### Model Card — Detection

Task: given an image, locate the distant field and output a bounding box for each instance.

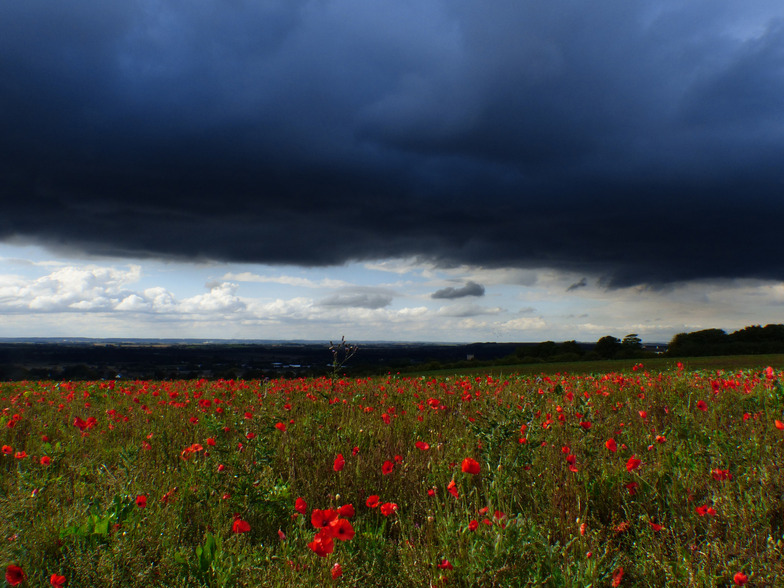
[418,353,784,378]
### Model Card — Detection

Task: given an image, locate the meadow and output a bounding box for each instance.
[1,364,782,586]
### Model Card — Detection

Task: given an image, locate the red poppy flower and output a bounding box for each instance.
[5,565,26,586]
[50,573,67,587]
[648,522,663,531]
[338,503,355,518]
[776,420,784,430]
[382,460,395,475]
[308,530,334,557]
[333,454,345,472]
[711,468,732,481]
[366,495,380,508]
[275,422,286,432]
[1,445,11,455]
[696,400,707,412]
[605,438,617,453]
[695,504,716,517]
[579,421,592,430]
[437,559,453,570]
[135,495,148,508]
[468,520,479,531]
[328,518,355,541]
[415,441,430,450]
[626,456,641,472]
[611,566,624,587]
[655,435,666,444]
[40,455,52,466]
[380,502,398,517]
[625,482,639,495]
[733,572,749,586]
[331,563,343,579]
[461,457,480,474]
[14,451,27,460]
[447,479,459,498]
[232,518,251,533]
[294,497,308,515]
[311,508,338,529]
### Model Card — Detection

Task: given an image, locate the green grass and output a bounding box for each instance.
[1,362,783,586]
[418,354,784,378]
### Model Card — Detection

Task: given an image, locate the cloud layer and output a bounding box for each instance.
[2,1,784,287]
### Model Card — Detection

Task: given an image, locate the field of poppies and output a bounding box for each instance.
[1,365,782,586]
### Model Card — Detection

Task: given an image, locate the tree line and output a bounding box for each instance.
[511,324,784,363]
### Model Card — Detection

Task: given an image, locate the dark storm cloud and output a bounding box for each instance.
[567,278,588,292]
[3,1,784,286]
[431,281,486,300]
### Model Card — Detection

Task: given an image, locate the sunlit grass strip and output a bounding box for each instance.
[1,367,781,586]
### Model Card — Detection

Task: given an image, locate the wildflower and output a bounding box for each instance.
[2,445,11,455]
[311,509,338,529]
[294,497,308,515]
[328,518,355,541]
[611,566,624,587]
[447,479,459,498]
[711,468,732,481]
[625,482,639,495]
[733,572,749,585]
[605,438,617,452]
[232,518,251,533]
[614,521,630,534]
[415,441,430,450]
[338,503,355,518]
[5,565,26,586]
[14,451,26,460]
[696,400,708,412]
[468,520,479,531]
[461,457,481,475]
[626,456,641,472]
[40,455,52,466]
[648,522,663,531]
[382,460,395,475]
[776,420,784,430]
[437,559,453,570]
[275,422,286,432]
[331,562,343,579]
[333,453,345,472]
[50,573,67,587]
[308,530,335,557]
[380,502,398,517]
[655,435,666,444]
[135,495,148,508]
[579,421,592,430]
[366,495,380,508]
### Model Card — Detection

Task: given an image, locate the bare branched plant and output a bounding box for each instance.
[329,336,358,381]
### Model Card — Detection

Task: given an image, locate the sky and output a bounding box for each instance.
[2,1,784,343]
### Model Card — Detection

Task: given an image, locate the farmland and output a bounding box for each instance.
[1,365,782,586]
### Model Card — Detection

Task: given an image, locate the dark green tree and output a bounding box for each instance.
[595,336,621,359]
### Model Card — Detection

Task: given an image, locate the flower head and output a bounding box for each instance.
[5,565,26,586]
[461,457,481,475]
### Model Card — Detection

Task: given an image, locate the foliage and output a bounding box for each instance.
[1,365,783,586]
